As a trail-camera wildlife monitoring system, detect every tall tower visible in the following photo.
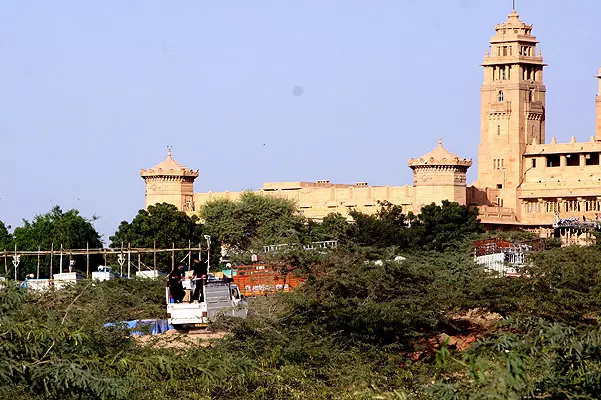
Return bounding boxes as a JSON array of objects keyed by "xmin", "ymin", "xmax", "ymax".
[
  {"xmin": 477, "ymin": 9, "xmax": 546, "ymax": 211},
  {"xmin": 408, "ymin": 139, "xmax": 472, "ymax": 213},
  {"xmin": 596, "ymin": 68, "xmax": 601, "ymax": 141},
  {"xmin": 140, "ymin": 148, "xmax": 199, "ymax": 212}
]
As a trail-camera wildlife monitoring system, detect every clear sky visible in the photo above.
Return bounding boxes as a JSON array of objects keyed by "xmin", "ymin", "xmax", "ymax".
[{"xmin": 1, "ymin": 0, "xmax": 600, "ymax": 244}]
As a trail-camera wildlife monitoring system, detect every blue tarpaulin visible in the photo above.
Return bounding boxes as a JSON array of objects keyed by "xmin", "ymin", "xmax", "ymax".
[{"xmin": 104, "ymin": 319, "xmax": 173, "ymax": 336}]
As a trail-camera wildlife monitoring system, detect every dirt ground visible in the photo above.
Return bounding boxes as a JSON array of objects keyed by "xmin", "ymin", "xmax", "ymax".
[
  {"xmin": 407, "ymin": 308, "xmax": 503, "ymax": 360},
  {"xmin": 134, "ymin": 329, "xmax": 228, "ymax": 349}
]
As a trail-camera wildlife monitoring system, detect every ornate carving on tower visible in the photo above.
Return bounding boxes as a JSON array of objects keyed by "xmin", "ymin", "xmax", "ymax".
[
  {"xmin": 140, "ymin": 148, "xmax": 199, "ymax": 211},
  {"xmin": 408, "ymin": 139, "xmax": 472, "ymax": 212}
]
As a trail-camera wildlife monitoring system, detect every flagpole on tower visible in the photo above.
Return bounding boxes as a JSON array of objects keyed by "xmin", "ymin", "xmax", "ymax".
[{"xmin": 513, "ymin": 0, "xmax": 516, "ymax": 11}]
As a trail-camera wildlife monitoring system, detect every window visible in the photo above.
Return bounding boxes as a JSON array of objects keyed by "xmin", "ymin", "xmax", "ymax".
[
  {"xmin": 497, "ymin": 90, "xmax": 504, "ymax": 102},
  {"xmin": 566, "ymin": 154, "xmax": 580, "ymax": 167},
  {"xmin": 497, "ymin": 125, "xmax": 501, "ymax": 135},
  {"xmin": 497, "ymin": 184, "xmax": 503, "ymax": 189},
  {"xmin": 586, "ymin": 153, "xmax": 600, "ymax": 166},
  {"xmin": 532, "ymin": 159, "xmax": 537, "ymax": 168},
  {"xmin": 546, "ymin": 154, "xmax": 561, "ymax": 167},
  {"xmin": 528, "ymin": 90, "xmax": 533, "ymax": 102},
  {"xmin": 501, "ymin": 68, "xmax": 507, "ymax": 80}
]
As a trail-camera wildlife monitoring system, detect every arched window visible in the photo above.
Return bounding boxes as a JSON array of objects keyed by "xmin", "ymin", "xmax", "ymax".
[{"xmin": 497, "ymin": 90, "xmax": 504, "ymax": 102}]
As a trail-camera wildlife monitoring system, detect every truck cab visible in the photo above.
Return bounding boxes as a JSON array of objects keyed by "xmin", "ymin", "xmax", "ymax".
[{"xmin": 166, "ymin": 278, "xmax": 247, "ymax": 330}]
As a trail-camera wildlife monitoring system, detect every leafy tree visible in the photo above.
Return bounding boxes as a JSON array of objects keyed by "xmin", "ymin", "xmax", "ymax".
[
  {"xmin": 408, "ymin": 200, "xmax": 482, "ymax": 251},
  {"xmin": 311, "ymin": 212, "xmax": 350, "ymax": 242},
  {"xmin": 200, "ymin": 192, "xmax": 306, "ymax": 250},
  {"xmin": 0, "ymin": 220, "xmax": 12, "ymax": 251},
  {"xmin": 11, "ymin": 206, "xmax": 102, "ymax": 279},
  {"xmin": 286, "ymin": 250, "xmax": 482, "ymax": 346},
  {"xmin": 347, "ymin": 201, "xmax": 408, "ymax": 248},
  {"xmin": 109, "ymin": 203, "xmax": 202, "ymax": 271},
  {"xmin": 480, "ymin": 245, "xmax": 601, "ymax": 323},
  {"xmin": 432, "ymin": 318, "xmax": 601, "ymax": 399}
]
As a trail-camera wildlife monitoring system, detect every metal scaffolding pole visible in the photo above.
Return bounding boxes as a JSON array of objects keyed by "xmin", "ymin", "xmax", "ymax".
[
  {"xmin": 86, "ymin": 242, "xmax": 90, "ymax": 278},
  {"xmin": 37, "ymin": 246, "xmax": 40, "ymax": 279},
  {"xmin": 50, "ymin": 242, "xmax": 54, "ymax": 279}
]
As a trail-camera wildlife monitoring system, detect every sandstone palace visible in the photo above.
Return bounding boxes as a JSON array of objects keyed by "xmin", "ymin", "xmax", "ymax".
[{"xmin": 140, "ymin": 9, "xmax": 601, "ymax": 244}]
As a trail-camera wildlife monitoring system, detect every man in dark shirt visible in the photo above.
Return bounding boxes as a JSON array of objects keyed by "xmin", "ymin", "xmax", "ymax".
[
  {"xmin": 191, "ymin": 259, "xmax": 205, "ymax": 301},
  {"xmin": 168, "ymin": 265, "xmax": 185, "ymax": 303}
]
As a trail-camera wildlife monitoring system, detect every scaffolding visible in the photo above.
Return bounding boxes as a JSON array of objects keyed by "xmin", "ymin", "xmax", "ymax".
[
  {"xmin": 263, "ymin": 240, "xmax": 338, "ymax": 253},
  {"xmin": 473, "ymin": 238, "xmax": 535, "ymax": 277},
  {"xmin": 1, "ymin": 243, "xmax": 205, "ymax": 282}
]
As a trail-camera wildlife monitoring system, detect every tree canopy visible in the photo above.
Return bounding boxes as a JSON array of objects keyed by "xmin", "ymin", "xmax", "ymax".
[
  {"xmin": 10, "ymin": 207, "xmax": 102, "ymax": 278},
  {"xmin": 408, "ymin": 200, "xmax": 482, "ymax": 251},
  {"xmin": 13, "ymin": 206, "xmax": 102, "ymax": 251},
  {"xmin": 0, "ymin": 220, "xmax": 12, "ymax": 250},
  {"xmin": 109, "ymin": 203, "xmax": 201, "ymax": 249},
  {"xmin": 200, "ymin": 192, "xmax": 306, "ymax": 250}
]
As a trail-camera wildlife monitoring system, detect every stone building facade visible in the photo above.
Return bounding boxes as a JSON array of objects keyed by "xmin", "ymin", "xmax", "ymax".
[{"xmin": 141, "ymin": 9, "xmax": 601, "ymax": 242}]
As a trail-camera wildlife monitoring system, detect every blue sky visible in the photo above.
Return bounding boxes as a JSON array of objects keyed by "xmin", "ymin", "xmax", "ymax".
[{"xmin": 1, "ymin": 0, "xmax": 600, "ymax": 243}]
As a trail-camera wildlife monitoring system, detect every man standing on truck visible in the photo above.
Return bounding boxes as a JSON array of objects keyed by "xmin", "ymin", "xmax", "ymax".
[
  {"xmin": 168, "ymin": 265, "xmax": 185, "ymax": 303},
  {"xmin": 191, "ymin": 259, "xmax": 204, "ymax": 301}
]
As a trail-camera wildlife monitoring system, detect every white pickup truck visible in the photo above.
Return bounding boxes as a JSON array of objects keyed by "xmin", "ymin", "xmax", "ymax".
[{"xmin": 166, "ymin": 278, "xmax": 247, "ymax": 330}]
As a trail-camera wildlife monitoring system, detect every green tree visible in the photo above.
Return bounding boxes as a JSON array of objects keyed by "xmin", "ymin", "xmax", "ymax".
[
  {"xmin": 311, "ymin": 212, "xmax": 350, "ymax": 242},
  {"xmin": 408, "ymin": 200, "xmax": 482, "ymax": 251},
  {"xmin": 0, "ymin": 220, "xmax": 12, "ymax": 251},
  {"xmin": 480, "ymin": 245, "xmax": 601, "ymax": 323},
  {"xmin": 200, "ymin": 192, "xmax": 306, "ymax": 250},
  {"xmin": 109, "ymin": 203, "xmax": 202, "ymax": 271},
  {"xmin": 12, "ymin": 206, "xmax": 102, "ymax": 279},
  {"xmin": 347, "ymin": 201, "xmax": 408, "ymax": 248}
]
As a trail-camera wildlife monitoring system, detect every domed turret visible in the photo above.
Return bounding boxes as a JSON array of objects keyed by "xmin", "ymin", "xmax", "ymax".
[
  {"xmin": 141, "ymin": 148, "xmax": 199, "ymax": 212},
  {"xmin": 408, "ymin": 139, "xmax": 472, "ymax": 212}
]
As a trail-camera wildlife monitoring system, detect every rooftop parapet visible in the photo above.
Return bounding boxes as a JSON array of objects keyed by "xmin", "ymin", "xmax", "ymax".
[
  {"xmin": 408, "ymin": 139, "xmax": 472, "ymax": 168},
  {"xmin": 141, "ymin": 148, "xmax": 199, "ymax": 178}
]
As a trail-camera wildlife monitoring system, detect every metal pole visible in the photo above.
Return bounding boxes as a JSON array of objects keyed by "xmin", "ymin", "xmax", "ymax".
[
  {"xmin": 153, "ymin": 240, "xmax": 157, "ymax": 272},
  {"xmin": 50, "ymin": 242, "xmax": 54, "ymax": 279},
  {"xmin": 59, "ymin": 244, "xmax": 63, "ymax": 274},
  {"xmin": 171, "ymin": 242, "xmax": 175, "ymax": 272},
  {"xmin": 127, "ymin": 243, "xmax": 131, "ymax": 279},
  {"xmin": 138, "ymin": 252, "xmax": 141, "ymax": 273},
  {"xmin": 37, "ymin": 246, "xmax": 41, "ymax": 279},
  {"xmin": 188, "ymin": 239, "xmax": 191, "ymax": 272},
  {"xmin": 14, "ymin": 244, "xmax": 17, "ymax": 280},
  {"xmin": 204, "ymin": 235, "xmax": 211, "ymax": 276},
  {"xmin": 120, "ymin": 242, "xmax": 124, "ymax": 277},
  {"xmin": 3, "ymin": 251, "xmax": 7, "ymax": 277},
  {"xmin": 86, "ymin": 242, "xmax": 90, "ymax": 279}
]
